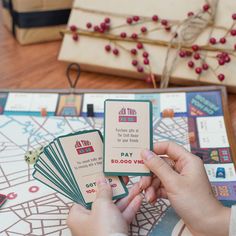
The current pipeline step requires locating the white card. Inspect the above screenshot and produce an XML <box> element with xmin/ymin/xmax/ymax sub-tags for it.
<box><xmin>82</xmin><ymin>93</ymin><xmax>135</xmax><ymax>114</ymax></box>
<box><xmin>160</xmin><ymin>92</ymin><xmax>187</xmax><ymax>113</ymax></box>
<box><xmin>197</xmin><ymin>116</ymin><xmax>229</xmax><ymax>148</ymax></box>
<box><xmin>5</xmin><ymin>93</ymin><xmax>58</xmax><ymax>113</ymax></box>
<box><xmin>104</xmin><ymin>100</ymin><xmax>152</xmax><ymax>176</ymax></box>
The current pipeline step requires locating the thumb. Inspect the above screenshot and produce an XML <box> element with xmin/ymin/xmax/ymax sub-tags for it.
<box><xmin>141</xmin><ymin>150</ymin><xmax>178</xmax><ymax>186</ymax></box>
<box><xmin>67</xmin><ymin>204</ymin><xmax>89</xmax><ymax>227</ymax></box>
<box><xmin>95</xmin><ymin>177</ymin><xmax>113</xmax><ymax>201</ymax></box>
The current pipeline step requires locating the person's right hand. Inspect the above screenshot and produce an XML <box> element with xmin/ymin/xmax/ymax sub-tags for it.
<box><xmin>140</xmin><ymin>141</ymin><xmax>231</xmax><ymax>236</ymax></box>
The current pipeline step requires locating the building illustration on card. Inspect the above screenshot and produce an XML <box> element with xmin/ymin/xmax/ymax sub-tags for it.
<box><xmin>118</xmin><ymin>107</ymin><xmax>137</xmax><ymax>123</ymax></box>
<box><xmin>75</xmin><ymin>139</ymin><xmax>94</xmax><ymax>155</ymax></box>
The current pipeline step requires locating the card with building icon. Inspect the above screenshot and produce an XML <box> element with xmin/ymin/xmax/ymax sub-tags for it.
<box><xmin>104</xmin><ymin>99</ymin><xmax>153</xmax><ymax>176</ymax></box>
<box><xmin>33</xmin><ymin>130</ymin><xmax>128</xmax><ymax>208</ymax></box>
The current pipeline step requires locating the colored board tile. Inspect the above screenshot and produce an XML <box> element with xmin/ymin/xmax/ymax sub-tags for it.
<box><xmin>135</xmin><ymin>93</ymin><xmax>160</xmax><ymax>117</ymax></box>
<box><xmin>187</xmin><ymin>117</ymin><xmax>199</xmax><ymax>148</ymax></box>
<box><xmin>196</xmin><ymin>116</ymin><xmax>229</xmax><ymax>149</ymax></box>
<box><xmin>81</xmin><ymin>93</ymin><xmax>135</xmax><ymax>117</ymax></box>
<box><xmin>56</xmin><ymin>94</ymin><xmax>82</xmax><ymax>116</ymax></box>
<box><xmin>0</xmin><ymin>93</ymin><xmax>8</xmax><ymax>114</ymax></box>
<box><xmin>160</xmin><ymin>92</ymin><xmax>187</xmax><ymax>117</ymax></box>
<box><xmin>4</xmin><ymin>93</ymin><xmax>59</xmax><ymax>116</ymax></box>
<box><xmin>189</xmin><ymin>117</ymin><xmax>232</xmax><ymax>164</ymax></box>
<box><xmin>191</xmin><ymin>147</ymin><xmax>232</xmax><ymax>164</ymax></box>
<box><xmin>204</xmin><ymin>163</ymin><xmax>236</xmax><ymax>182</ymax></box>
<box><xmin>211</xmin><ymin>181</ymin><xmax>236</xmax><ymax>201</ymax></box>
<box><xmin>187</xmin><ymin>91</ymin><xmax>223</xmax><ymax>117</ymax></box>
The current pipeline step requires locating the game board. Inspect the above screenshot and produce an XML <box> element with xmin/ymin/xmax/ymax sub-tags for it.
<box><xmin>0</xmin><ymin>86</ymin><xmax>235</xmax><ymax>236</ymax></box>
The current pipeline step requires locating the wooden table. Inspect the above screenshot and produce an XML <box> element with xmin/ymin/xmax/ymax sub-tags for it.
<box><xmin>0</xmin><ymin>7</ymin><xmax>236</xmax><ymax>139</ymax></box>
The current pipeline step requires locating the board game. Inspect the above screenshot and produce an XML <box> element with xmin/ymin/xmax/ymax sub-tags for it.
<box><xmin>0</xmin><ymin>86</ymin><xmax>235</xmax><ymax>236</ymax></box>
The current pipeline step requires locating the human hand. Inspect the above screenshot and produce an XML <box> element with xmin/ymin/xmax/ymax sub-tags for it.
<box><xmin>140</xmin><ymin>141</ymin><xmax>231</xmax><ymax>236</ymax></box>
<box><xmin>67</xmin><ymin>178</ymin><xmax>143</xmax><ymax>236</ymax></box>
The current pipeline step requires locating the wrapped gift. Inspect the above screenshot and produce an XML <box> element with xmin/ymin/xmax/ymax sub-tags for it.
<box><xmin>1</xmin><ymin>0</ymin><xmax>73</xmax><ymax>45</ymax></box>
<box><xmin>59</xmin><ymin>0</ymin><xmax>236</xmax><ymax>92</ymax></box>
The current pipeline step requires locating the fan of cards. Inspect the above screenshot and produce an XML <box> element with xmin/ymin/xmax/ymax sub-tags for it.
<box><xmin>33</xmin><ymin>130</ymin><xmax>128</xmax><ymax>209</ymax></box>
<box><xmin>33</xmin><ymin>100</ymin><xmax>153</xmax><ymax>209</ymax></box>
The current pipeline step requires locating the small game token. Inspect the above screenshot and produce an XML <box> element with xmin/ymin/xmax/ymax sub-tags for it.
<box><xmin>24</xmin><ymin>146</ymin><xmax>43</xmax><ymax>164</ymax></box>
<box><xmin>162</xmin><ymin>108</ymin><xmax>175</xmax><ymax>118</ymax></box>
<box><xmin>87</xmin><ymin>104</ymin><xmax>94</xmax><ymax>117</ymax></box>
<box><xmin>40</xmin><ymin>108</ymin><xmax>47</xmax><ymax>117</ymax></box>
<box><xmin>0</xmin><ymin>194</ymin><xmax>7</xmax><ymax>208</ymax></box>
<box><xmin>210</xmin><ymin>150</ymin><xmax>219</xmax><ymax>162</ymax></box>
<box><xmin>188</xmin><ymin>132</ymin><xmax>196</xmax><ymax>143</ymax></box>
<box><xmin>216</xmin><ymin>167</ymin><xmax>226</xmax><ymax>178</ymax></box>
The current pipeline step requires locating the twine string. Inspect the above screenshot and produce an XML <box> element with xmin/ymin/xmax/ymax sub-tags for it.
<box><xmin>160</xmin><ymin>0</ymin><xmax>219</xmax><ymax>88</ymax></box>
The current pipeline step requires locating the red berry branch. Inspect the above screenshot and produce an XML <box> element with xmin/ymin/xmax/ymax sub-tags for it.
<box><xmin>65</xmin><ymin>3</ymin><xmax>236</xmax><ymax>87</ymax></box>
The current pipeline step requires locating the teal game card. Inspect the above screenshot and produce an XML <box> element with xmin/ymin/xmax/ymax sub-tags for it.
<box><xmin>33</xmin><ymin>130</ymin><xmax>128</xmax><ymax>208</ymax></box>
<box><xmin>104</xmin><ymin>99</ymin><xmax>153</xmax><ymax>176</ymax></box>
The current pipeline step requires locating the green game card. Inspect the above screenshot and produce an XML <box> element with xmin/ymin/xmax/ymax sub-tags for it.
<box><xmin>103</xmin><ymin>99</ymin><xmax>153</xmax><ymax>176</ymax></box>
<box><xmin>33</xmin><ymin>159</ymin><xmax>81</xmax><ymax>204</ymax></box>
<box><xmin>33</xmin><ymin>129</ymin><xmax>128</xmax><ymax>209</ymax></box>
<box><xmin>56</xmin><ymin>130</ymin><xmax>128</xmax><ymax>207</ymax></box>
<box><xmin>46</xmin><ymin>141</ymin><xmax>81</xmax><ymax>196</ymax></box>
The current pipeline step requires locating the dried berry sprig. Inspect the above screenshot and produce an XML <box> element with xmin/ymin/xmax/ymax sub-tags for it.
<box><xmin>67</xmin><ymin>28</ymin><xmax>236</xmax><ymax>54</ymax></box>
<box><xmin>103</xmin><ymin>40</ymin><xmax>157</xmax><ymax>87</ymax></box>
<box><xmin>65</xmin><ymin>4</ymin><xmax>236</xmax><ymax>86</ymax></box>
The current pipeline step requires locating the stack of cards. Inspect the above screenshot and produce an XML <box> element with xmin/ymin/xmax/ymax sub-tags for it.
<box><xmin>33</xmin><ymin>130</ymin><xmax>128</xmax><ymax>209</ymax></box>
<box><xmin>104</xmin><ymin>99</ymin><xmax>153</xmax><ymax>176</ymax></box>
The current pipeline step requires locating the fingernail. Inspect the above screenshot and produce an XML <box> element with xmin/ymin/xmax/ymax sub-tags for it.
<box><xmin>146</xmin><ymin>195</ymin><xmax>151</xmax><ymax>204</ymax></box>
<box><xmin>141</xmin><ymin>150</ymin><xmax>154</xmax><ymax>161</ymax></box>
<box><xmin>139</xmin><ymin>182</ymin><xmax>143</xmax><ymax>191</ymax></box>
<box><xmin>96</xmin><ymin>178</ymin><xmax>107</xmax><ymax>186</ymax></box>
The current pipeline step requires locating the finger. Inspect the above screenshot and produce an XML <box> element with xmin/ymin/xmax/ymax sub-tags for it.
<box><xmin>162</xmin><ymin>156</ymin><xmax>175</xmax><ymax>168</ymax></box>
<box><xmin>122</xmin><ymin>194</ymin><xmax>143</xmax><ymax>224</ymax></box>
<box><xmin>151</xmin><ymin>176</ymin><xmax>161</xmax><ymax>189</ymax></box>
<box><xmin>139</xmin><ymin>176</ymin><xmax>152</xmax><ymax>190</ymax></box>
<box><xmin>153</xmin><ymin>141</ymin><xmax>194</xmax><ymax>162</ymax></box>
<box><xmin>156</xmin><ymin>187</ymin><xmax>168</xmax><ymax>199</ymax></box>
<box><xmin>122</xmin><ymin>176</ymin><xmax>130</xmax><ymax>185</ymax></box>
<box><xmin>69</xmin><ymin>203</ymin><xmax>90</xmax><ymax>215</ymax></box>
<box><xmin>116</xmin><ymin>183</ymin><xmax>141</xmax><ymax>212</ymax></box>
<box><xmin>145</xmin><ymin>178</ymin><xmax>161</xmax><ymax>203</ymax></box>
<box><xmin>148</xmin><ymin>187</ymin><xmax>169</xmax><ymax>206</ymax></box>
<box><xmin>145</xmin><ymin>186</ymin><xmax>157</xmax><ymax>203</ymax></box>
<box><xmin>67</xmin><ymin>204</ymin><xmax>89</xmax><ymax>227</ymax></box>
<box><xmin>95</xmin><ymin>177</ymin><xmax>112</xmax><ymax>201</ymax></box>
<box><xmin>141</xmin><ymin>149</ymin><xmax>178</xmax><ymax>186</ymax></box>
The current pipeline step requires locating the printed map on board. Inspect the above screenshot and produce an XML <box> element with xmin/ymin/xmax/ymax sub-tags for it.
<box><xmin>0</xmin><ymin>89</ymin><xmax>236</xmax><ymax>236</ymax></box>
<box><xmin>0</xmin><ymin>116</ymin><xmax>188</xmax><ymax>236</ymax></box>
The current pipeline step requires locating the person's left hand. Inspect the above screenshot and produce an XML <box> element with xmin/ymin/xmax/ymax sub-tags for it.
<box><xmin>67</xmin><ymin>178</ymin><xmax>143</xmax><ymax>236</ymax></box>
